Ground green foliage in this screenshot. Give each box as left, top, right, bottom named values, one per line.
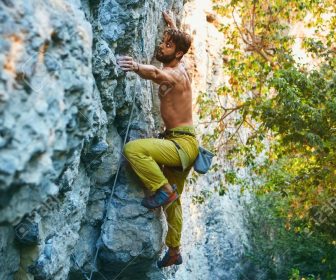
left=254, top=65, right=336, bottom=221
left=197, top=0, right=336, bottom=276
left=204, top=0, right=336, bottom=229
left=289, top=269, right=316, bottom=280
left=192, top=190, right=213, bottom=204
left=242, top=195, right=336, bottom=279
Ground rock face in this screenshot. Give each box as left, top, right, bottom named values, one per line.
left=0, top=0, right=252, bottom=279
left=0, top=0, right=185, bottom=279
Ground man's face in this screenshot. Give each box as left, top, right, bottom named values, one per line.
left=155, top=34, right=177, bottom=64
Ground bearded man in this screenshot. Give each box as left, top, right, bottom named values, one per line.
left=117, top=11, right=198, bottom=268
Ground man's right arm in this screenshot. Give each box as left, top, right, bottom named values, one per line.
left=117, top=55, right=177, bottom=85
left=136, top=63, right=176, bottom=85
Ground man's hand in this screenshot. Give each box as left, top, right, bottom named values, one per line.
left=162, top=11, right=177, bottom=29
left=116, top=56, right=139, bottom=72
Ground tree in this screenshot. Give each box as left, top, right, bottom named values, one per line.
left=198, top=0, right=336, bottom=277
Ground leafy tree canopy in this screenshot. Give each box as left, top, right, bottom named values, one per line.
left=199, top=0, right=336, bottom=233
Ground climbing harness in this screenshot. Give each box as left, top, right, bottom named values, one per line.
left=158, top=130, right=215, bottom=174
left=158, top=130, right=196, bottom=138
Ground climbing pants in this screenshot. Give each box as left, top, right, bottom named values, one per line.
left=123, top=125, right=199, bottom=248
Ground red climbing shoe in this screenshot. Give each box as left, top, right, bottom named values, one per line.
left=141, top=184, right=179, bottom=209
left=157, top=249, right=183, bottom=268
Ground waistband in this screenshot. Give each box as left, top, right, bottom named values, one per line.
left=160, top=125, right=196, bottom=138
left=166, top=125, right=195, bottom=134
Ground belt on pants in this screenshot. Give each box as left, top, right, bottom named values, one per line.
left=158, top=130, right=196, bottom=139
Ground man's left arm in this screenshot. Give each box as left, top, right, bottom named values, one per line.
left=162, top=11, right=177, bottom=30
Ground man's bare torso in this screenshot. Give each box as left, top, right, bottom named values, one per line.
left=159, top=63, right=193, bottom=129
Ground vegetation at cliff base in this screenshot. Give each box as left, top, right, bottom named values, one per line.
left=198, top=0, right=336, bottom=278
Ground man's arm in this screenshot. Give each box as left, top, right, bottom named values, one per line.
left=117, top=55, right=177, bottom=85
left=162, top=11, right=177, bottom=30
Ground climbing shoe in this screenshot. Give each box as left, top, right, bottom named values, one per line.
left=141, top=184, right=179, bottom=209
left=157, top=249, right=183, bottom=268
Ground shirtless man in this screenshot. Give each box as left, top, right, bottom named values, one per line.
left=118, top=11, right=198, bottom=268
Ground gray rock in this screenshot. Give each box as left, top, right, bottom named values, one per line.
left=14, top=219, right=39, bottom=246
left=0, top=226, right=20, bottom=279
left=0, top=0, right=185, bottom=279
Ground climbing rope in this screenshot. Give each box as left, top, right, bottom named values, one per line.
left=70, top=253, right=91, bottom=280
left=86, top=78, right=138, bottom=280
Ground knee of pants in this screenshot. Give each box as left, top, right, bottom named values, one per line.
left=123, top=141, right=138, bottom=159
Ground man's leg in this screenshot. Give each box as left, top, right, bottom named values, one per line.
left=163, top=167, right=190, bottom=249
left=123, top=138, right=181, bottom=192
left=124, top=136, right=197, bottom=267
left=157, top=166, right=191, bottom=268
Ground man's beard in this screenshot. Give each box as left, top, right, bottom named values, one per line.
left=155, top=49, right=176, bottom=63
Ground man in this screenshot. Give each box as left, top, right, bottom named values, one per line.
left=117, top=11, right=198, bottom=268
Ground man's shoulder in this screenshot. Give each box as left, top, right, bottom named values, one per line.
left=178, top=62, right=192, bottom=84
left=161, top=63, right=192, bottom=86
left=162, top=65, right=184, bottom=80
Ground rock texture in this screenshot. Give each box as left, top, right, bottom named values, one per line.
left=0, top=0, right=185, bottom=279
left=0, top=0, right=252, bottom=279
left=165, top=1, right=251, bottom=279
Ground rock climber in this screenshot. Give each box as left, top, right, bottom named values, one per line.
left=117, top=11, right=198, bottom=268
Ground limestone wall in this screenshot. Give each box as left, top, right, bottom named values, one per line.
left=0, top=0, right=184, bottom=279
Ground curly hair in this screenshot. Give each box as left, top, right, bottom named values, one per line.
left=163, top=28, right=192, bottom=58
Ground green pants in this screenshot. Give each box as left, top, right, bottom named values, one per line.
left=123, top=125, right=199, bottom=248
